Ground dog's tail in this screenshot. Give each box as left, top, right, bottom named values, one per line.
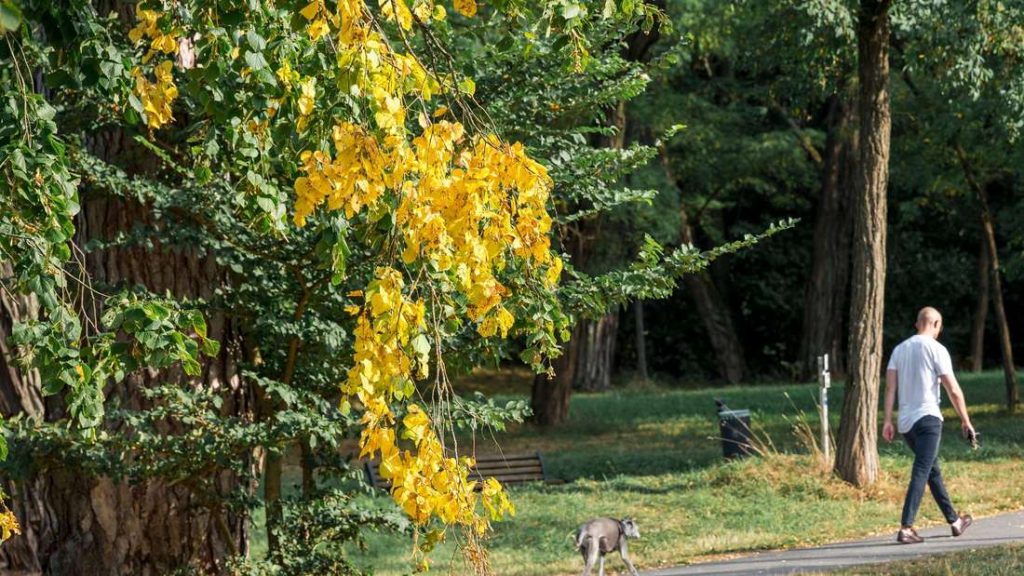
left=574, top=530, right=589, bottom=550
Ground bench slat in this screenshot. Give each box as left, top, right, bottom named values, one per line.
left=364, top=450, right=549, bottom=490
left=473, top=453, right=541, bottom=462
left=473, top=462, right=544, bottom=470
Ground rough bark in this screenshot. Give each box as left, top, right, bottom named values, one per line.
left=634, top=300, right=649, bottom=383
left=530, top=323, right=581, bottom=427
left=566, top=100, right=627, bottom=393
left=969, top=239, right=989, bottom=373
left=573, top=312, right=620, bottom=392
left=0, top=130, right=250, bottom=573
left=799, top=95, right=855, bottom=379
left=955, top=146, right=1018, bottom=411
left=835, top=0, right=891, bottom=488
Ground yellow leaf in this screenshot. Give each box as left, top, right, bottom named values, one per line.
left=453, top=0, right=477, bottom=18
left=300, top=1, right=320, bottom=20
left=308, top=18, right=330, bottom=41
left=298, top=77, right=316, bottom=116
left=0, top=509, right=20, bottom=543
left=402, top=405, right=432, bottom=444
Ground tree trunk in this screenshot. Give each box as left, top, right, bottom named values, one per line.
left=634, top=300, right=649, bottom=383
left=955, top=146, right=1019, bottom=411
left=573, top=312, right=620, bottom=392
left=969, top=239, right=989, bottom=373
left=563, top=99, right=626, bottom=394
left=681, top=202, right=746, bottom=383
left=530, top=16, right=660, bottom=424
left=799, top=94, right=855, bottom=379
left=0, top=131, right=250, bottom=573
left=531, top=324, right=582, bottom=426
left=657, top=146, right=746, bottom=383
left=835, top=0, right=891, bottom=488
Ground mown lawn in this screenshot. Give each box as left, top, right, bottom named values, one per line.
left=260, top=370, right=1024, bottom=575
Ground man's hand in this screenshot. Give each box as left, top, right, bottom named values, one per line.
left=882, top=421, right=895, bottom=443
left=962, top=421, right=976, bottom=443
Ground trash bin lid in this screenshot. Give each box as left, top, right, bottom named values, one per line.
left=719, top=409, right=751, bottom=418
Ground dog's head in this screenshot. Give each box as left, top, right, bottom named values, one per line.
left=621, top=517, right=640, bottom=539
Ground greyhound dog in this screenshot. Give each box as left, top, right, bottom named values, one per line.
left=574, top=517, right=641, bottom=576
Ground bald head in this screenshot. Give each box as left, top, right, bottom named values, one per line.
left=916, top=307, right=943, bottom=337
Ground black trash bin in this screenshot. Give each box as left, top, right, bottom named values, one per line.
left=717, top=406, right=752, bottom=459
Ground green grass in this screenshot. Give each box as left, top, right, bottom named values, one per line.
left=827, top=543, right=1024, bottom=575
left=262, top=370, right=1024, bottom=575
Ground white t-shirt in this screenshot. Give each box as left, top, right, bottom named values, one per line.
left=887, top=334, right=954, bottom=433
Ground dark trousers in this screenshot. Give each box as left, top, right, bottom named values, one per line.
left=901, top=415, right=958, bottom=527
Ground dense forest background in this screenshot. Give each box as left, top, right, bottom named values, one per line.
left=558, top=2, right=1024, bottom=385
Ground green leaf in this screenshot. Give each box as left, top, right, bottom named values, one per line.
left=200, top=338, right=220, bottom=357
left=602, top=0, right=616, bottom=19
left=195, top=166, right=212, bottom=184
left=0, top=1, right=22, bottom=32
left=42, top=376, right=64, bottom=396
left=411, top=334, right=430, bottom=355
left=245, top=30, right=267, bottom=51
left=244, top=50, right=268, bottom=71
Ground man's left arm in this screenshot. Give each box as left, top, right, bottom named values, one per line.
left=940, top=373, right=973, bottom=437
left=937, top=348, right=973, bottom=436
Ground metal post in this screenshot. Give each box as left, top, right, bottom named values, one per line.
left=818, top=354, right=831, bottom=463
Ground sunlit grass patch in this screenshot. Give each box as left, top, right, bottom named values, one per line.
left=324, top=370, right=1024, bottom=575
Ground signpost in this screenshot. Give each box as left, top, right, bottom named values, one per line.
left=817, top=354, right=831, bottom=463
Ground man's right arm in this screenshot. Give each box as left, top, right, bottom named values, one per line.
left=883, top=369, right=897, bottom=442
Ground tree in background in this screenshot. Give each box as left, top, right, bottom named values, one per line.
left=625, top=0, right=821, bottom=383
left=520, top=2, right=794, bottom=421
left=892, top=0, right=1024, bottom=410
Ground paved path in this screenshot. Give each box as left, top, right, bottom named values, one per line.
left=642, top=510, right=1024, bottom=575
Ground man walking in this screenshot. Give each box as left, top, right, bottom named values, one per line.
left=883, top=307, right=974, bottom=544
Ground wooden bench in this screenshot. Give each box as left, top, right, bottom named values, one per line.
left=364, top=451, right=552, bottom=491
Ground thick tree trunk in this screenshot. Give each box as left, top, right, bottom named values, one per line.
left=1, top=129, right=250, bottom=573
left=531, top=324, right=582, bottom=426
left=799, top=95, right=855, bottom=379
left=573, top=312, right=619, bottom=391
left=969, top=240, right=989, bottom=372
left=634, top=300, right=649, bottom=383
left=835, top=0, right=891, bottom=488
left=956, top=146, right=1019, bottom=410
left=565, top=101, right=626, bottom=394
